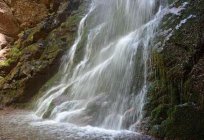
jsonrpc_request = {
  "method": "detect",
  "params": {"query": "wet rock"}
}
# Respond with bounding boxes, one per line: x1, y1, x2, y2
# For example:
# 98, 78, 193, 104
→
142, 0, 204, 139
190, 56, 204, 104
158, 104, 204, 139
122, 108, 137, 129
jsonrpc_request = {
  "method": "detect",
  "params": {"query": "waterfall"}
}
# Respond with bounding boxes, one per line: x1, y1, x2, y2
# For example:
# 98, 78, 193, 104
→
35, 0, 165, 130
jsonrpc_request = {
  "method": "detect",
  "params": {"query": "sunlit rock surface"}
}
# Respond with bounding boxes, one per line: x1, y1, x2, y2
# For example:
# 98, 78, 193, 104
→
0, 0, 83, 105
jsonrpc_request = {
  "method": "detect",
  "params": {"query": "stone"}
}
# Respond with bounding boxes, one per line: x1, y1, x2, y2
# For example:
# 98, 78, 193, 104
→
142, 0, 204, 139
0, 33, 7, 49
0, 0, 84, 106
11, 0, 48, 28
0, 0, 19, 36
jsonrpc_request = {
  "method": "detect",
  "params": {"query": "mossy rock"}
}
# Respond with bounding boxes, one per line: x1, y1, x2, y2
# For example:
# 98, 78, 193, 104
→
151, 104, 170, 124
161, 104, 204, 140
143, 0, 204, 139
0, 0, 86, 106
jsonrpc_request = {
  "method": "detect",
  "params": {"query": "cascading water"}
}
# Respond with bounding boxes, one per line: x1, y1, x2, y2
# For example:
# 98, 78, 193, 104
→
35, 0, 165, 131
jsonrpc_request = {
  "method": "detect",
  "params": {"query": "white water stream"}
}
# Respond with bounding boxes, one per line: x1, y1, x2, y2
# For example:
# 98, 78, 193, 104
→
35, 0, 165, 131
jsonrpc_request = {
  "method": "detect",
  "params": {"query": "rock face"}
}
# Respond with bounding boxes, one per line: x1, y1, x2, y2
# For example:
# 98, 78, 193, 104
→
10, 0, 49, 28
0, 0, 84, 106
0, 0, 19, 36
141, 0, 204, 139
0, 0, 18, 70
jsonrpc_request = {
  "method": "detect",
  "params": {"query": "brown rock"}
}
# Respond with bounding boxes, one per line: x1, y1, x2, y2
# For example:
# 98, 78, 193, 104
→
0, 0, 19, 36
11, 0, 49, 28
39, 0, 52, 8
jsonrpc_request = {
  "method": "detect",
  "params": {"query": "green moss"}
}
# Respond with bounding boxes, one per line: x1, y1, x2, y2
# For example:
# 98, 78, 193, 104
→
0, 47, 22, 67
160, 104, 204, 140
147, 50, 196, 138
27, 44, 39, 52
151, 104, 170, 124
0, 0, 86, 108
0, 61, 10, 67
